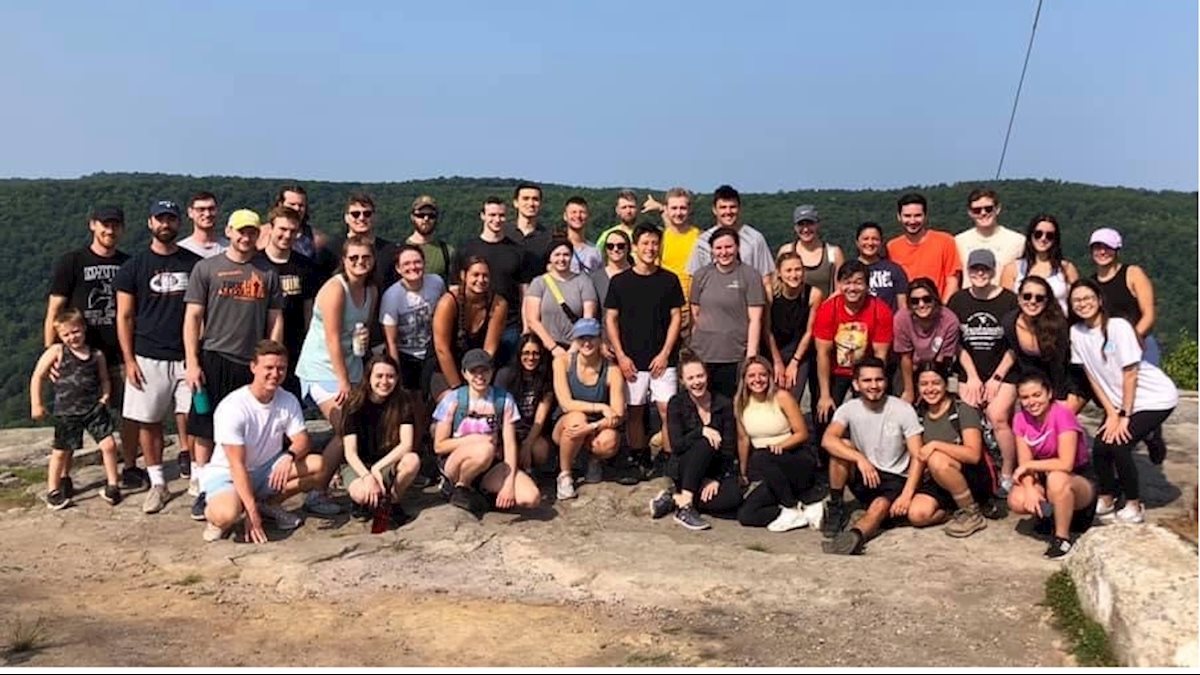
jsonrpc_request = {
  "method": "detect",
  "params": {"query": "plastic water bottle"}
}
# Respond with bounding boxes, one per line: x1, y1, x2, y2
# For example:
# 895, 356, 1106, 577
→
352, 322, 368, 357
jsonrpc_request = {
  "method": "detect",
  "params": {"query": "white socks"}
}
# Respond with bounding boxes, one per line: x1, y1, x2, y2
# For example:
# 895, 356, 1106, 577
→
148, 465, 165, 487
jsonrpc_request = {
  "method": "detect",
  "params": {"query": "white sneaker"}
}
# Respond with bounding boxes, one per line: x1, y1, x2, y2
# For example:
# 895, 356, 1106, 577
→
801, 499, 825, 531
584, 458, 603, 484
557, 473, 577, 500
1114, 503, 1145, 524
767, 505, 808, 532
1095, 498, 1117, 522
188, 475, 200, 497
258, 502, 303, 530
202, 522, 228, 542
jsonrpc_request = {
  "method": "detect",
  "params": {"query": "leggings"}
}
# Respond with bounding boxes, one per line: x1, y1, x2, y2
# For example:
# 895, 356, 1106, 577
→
1092, 407, 1173, 501
737, 448, 818, 526
705, 361, 741, 402
669, 437, 743, 513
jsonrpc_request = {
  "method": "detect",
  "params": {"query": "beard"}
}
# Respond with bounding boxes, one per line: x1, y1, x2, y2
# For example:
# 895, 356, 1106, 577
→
153, 228, 178, 244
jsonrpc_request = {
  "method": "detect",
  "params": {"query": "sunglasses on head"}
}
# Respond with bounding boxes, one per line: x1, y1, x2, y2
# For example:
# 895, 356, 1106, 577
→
349, 210, 374, 219
969, 204, 996, 216
1031, 229, 1056, 241
606, 242, 628, 251
1021, 292, 1047, 303
908, 295, 935, 307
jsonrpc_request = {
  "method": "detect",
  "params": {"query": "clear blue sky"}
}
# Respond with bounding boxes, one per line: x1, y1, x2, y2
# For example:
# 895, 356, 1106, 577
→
0, 1, 1194, 192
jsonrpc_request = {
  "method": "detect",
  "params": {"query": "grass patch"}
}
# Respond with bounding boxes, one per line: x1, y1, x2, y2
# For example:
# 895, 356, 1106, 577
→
0, 466, 46, 510
5, 617, 48, 655
1043, 570, 1117, 666
744, 543, 770, 553
176, 573, 203, 586
625, 651, 674, 666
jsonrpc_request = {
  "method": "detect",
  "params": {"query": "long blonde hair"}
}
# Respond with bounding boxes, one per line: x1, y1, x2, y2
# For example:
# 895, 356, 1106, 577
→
734, 355, 778, 418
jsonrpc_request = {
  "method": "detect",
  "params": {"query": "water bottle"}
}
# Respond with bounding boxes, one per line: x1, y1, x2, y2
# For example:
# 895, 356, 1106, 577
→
1039, 499, 1054, 520
371, 501, 390, 534
192, 386, 212, 415
352, 322, 368, 357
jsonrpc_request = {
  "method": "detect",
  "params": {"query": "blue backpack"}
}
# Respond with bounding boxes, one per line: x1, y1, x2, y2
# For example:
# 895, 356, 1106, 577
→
449, 385, 508, 437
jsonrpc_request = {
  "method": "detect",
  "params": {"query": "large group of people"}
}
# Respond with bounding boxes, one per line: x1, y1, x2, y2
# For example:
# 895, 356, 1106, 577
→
31, 183, 1179, 559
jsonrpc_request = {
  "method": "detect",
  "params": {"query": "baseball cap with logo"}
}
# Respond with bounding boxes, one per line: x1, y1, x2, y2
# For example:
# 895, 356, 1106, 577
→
411, 195, 438, 213
1088, 227, 1123, 250
91, 205, 125, 223
227, 209, 262, 231
792, 205, 820, 223
150, 200, 181, 218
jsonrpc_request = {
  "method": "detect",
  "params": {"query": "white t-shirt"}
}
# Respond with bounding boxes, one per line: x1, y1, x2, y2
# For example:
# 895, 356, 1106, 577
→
831, 396, 924, 475
178, 234, 230, 259
379, 274, 446, 358
955, 226, 1025, 284
210, 386, 307, 472
1070, 318, 1178, 413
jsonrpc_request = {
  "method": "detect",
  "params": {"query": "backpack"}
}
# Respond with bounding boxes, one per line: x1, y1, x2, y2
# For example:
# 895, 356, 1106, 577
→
450, 385, 508, 438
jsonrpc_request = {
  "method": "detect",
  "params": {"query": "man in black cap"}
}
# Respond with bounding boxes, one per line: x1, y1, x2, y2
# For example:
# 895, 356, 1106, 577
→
45, 205, 143, 491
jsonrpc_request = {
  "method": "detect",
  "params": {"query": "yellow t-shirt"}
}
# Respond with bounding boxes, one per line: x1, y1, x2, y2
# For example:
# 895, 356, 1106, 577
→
662, 225, 702, 326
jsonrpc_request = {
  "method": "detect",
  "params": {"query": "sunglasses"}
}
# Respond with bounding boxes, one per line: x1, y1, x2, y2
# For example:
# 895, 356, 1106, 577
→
606, 243, 628, 251
347, 254, 374, 263
349, 210, 374, 219
969, 205, 996, 216
520, 350, 542, 358
1031, 229, 1056, 241
413, 212, 438, 220
1021, 292, 1047, 303
908, 295, 935, 307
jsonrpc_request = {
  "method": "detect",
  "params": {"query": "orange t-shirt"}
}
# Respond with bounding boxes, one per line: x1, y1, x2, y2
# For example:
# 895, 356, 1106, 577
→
886, 229, 962, 298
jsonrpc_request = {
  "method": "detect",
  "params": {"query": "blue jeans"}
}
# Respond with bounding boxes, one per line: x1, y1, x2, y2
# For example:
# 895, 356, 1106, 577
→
495, 324, 521, 369
1143, 334, 1161, 366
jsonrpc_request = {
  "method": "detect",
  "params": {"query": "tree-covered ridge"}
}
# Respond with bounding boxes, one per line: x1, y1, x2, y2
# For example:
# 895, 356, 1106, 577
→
3, 173, 1195, 426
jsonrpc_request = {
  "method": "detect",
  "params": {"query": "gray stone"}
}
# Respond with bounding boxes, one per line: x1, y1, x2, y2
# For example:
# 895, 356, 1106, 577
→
1067, 524, 1198, 667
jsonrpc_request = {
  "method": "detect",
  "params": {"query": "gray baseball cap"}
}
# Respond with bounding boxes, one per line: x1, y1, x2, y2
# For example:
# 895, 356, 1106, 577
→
967, 249, 996, 270
792, 205, 820, 223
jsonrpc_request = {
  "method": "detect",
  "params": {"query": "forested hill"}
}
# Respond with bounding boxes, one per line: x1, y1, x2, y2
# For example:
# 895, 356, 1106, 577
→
2, 173, 1195, 426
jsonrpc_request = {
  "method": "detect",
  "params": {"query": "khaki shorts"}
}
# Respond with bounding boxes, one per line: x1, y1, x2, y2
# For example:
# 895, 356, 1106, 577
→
339, 463, 396, 491
122, 356, 190, 424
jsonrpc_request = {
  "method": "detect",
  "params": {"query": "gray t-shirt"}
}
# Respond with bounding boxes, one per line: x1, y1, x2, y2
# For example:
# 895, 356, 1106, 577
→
686, 224, 775, 278
526, 272, 598, 346
831, 397, 924, 475
178, 234, 229, 259
920, 400, 981, 445
184, 254, 283, 364
688, 262, 767, 363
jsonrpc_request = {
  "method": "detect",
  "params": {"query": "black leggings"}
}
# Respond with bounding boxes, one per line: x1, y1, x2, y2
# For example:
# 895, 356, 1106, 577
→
669, 438, 743, 513
1092, 407, 1173, 501
737, 448, 819, 526
706, 361, 741, 402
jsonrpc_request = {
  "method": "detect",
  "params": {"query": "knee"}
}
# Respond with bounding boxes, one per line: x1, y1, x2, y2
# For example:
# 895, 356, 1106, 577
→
590, 431, 619, 458
908, 501, 939, 527
205, 495, 242, 528
987, 407, 1010, 430
397, 453, 420, 476
1046, 472, 1071, 499
561, 411, 588, 427
517, 485, 541, 509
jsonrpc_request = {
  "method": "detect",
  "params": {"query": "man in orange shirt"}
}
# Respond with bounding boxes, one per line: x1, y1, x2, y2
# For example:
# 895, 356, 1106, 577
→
886, 193, 961, 302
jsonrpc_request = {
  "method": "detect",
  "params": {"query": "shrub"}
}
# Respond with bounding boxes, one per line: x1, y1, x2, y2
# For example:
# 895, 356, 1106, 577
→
1161, 331, 1198, 391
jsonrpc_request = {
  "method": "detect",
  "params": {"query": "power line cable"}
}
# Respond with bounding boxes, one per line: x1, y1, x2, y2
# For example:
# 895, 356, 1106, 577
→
996, 0, 1045, 179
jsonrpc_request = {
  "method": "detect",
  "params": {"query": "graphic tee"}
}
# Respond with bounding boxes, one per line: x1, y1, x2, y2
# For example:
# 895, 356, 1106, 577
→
812, 295, 894, 377
114, 247, 201, 360
49, 247, 130, 364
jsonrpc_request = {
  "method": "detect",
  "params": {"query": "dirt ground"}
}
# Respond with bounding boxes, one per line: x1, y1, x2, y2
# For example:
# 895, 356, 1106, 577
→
0, 406, 1194, 667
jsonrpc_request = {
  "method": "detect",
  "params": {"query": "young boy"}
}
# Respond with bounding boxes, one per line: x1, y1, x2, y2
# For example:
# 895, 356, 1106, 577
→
30, 308, 122, 509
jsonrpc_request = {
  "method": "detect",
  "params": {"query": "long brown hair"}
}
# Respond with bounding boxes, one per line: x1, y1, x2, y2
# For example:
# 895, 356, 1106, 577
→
1019, 275, 1067, 358
339, 355, 412, 450
734, 355, 777, 418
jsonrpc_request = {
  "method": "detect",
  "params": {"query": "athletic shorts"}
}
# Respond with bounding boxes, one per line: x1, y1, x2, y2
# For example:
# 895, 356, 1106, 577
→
188, 351, 253, 441
122, 356, 190, 424
300, 379, 340, 407
201, 452, 287, 499
849, 469, 908, 507
917, 474, 957, 511
339, 463, 397, 492
626, 368, 678, 406
53, 404, 115, 451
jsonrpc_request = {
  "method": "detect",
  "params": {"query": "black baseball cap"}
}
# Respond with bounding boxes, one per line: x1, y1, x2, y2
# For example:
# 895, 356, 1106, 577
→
91, 205, 125, 223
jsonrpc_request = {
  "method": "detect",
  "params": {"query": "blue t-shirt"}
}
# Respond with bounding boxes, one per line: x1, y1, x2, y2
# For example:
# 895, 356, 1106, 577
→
866, 259, 909, 312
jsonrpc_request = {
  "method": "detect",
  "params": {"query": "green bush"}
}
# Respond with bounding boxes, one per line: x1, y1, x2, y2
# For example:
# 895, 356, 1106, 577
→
1162, 332, 1198, 391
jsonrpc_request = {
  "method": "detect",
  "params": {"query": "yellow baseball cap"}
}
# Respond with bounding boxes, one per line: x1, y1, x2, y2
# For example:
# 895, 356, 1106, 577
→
227, 209, 262, 231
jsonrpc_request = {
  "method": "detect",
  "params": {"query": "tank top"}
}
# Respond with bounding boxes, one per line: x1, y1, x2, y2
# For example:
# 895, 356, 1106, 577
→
295, 276, 376, 385
798, 243, 837, 296
1093, 265, 1142, 325
741, 396, 791, 448
451, 291, 493, 361
54, 346, 100, 416
768, 285, 812, 358
1012, 259, 1069, 313
568, 352, 609, 403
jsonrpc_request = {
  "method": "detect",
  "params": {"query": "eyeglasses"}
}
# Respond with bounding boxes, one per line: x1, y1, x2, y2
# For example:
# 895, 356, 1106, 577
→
606, 243, 628, 251
349, 210, 374, 219
520, 350, 542, 358
969, 205, 996, 216
1032, 229, 1056, 241
347, 254, 374, 263
1021, 292, 1047, 303
908, 295, 935, 307
1070, 295, 1098, 306
413, 212, 438, 220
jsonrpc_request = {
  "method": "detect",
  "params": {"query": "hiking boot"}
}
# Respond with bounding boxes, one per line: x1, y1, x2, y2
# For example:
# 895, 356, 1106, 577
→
304, 492, 342, 517
45, 489, 71, 511
649, 489, 676, 520
1145, 431, 1167, 465
821, 499, 848, 538
673, 506, 711, 531
1114, 503, 1145, 524
944, 503, 987, 538
99, 484, 122, 506
202, 522, 228, 543
121, 466, 149, 491
584, 458, 603, 484
60, 476, 74, 499
767, 505, 809, 532
449, 485, 478, 514
142, 485, 169, 514
190, 493, 208, 521
556, 473, 577, 500
258, 502, 302, 530
822, 529, 865, 555
1044, 536, 1073, 559
178, 450, 192, 478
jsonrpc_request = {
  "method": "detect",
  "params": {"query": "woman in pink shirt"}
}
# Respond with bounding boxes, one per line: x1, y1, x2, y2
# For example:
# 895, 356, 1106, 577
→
892, 277, 960, 404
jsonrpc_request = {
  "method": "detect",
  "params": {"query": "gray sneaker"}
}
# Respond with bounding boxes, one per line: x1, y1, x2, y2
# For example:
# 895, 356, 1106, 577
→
258, 502, 302, 530
649, 489, 676, 519
303, 491, 342, 517
944, 503, 987, 538
142, 485, 169, 514
673, 506, 711, 531
556, 473, 577, 500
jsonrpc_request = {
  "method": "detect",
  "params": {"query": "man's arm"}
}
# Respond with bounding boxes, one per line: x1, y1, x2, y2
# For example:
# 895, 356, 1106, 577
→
267, 308, 284, 344
43, 295, 68, 348
184, 303, 206, 390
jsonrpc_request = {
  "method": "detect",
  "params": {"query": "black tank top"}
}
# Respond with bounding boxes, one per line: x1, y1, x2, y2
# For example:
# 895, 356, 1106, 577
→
55, 346, 100, 416
767, 285, 812, 359
452, 291, 492, 360
1093, 265, 1141, 325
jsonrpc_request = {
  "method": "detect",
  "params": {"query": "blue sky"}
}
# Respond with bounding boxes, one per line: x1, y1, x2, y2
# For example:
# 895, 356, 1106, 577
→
0, 1, 1194, 192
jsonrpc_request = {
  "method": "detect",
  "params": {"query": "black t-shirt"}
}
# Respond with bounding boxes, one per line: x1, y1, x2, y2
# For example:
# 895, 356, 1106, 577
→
49, 247, 131, 364
766, 286, 812, 359
505, 222, 554, 271
948, 288, 1019, 380
456, 237, 534, 328
604, 267, 686, 370
114, 247, 202, 361
1001, 308, 1071, 398
255, 251, 317, 363
342, 397, 414, 466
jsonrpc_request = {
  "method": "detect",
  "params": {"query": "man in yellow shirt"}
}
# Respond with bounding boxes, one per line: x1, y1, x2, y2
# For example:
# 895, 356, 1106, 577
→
649, 188, 701, 334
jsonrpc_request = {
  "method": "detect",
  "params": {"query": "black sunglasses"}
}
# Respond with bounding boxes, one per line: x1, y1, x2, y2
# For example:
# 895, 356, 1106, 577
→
413, 211, 438, 219
1021, 292, 1047, 303
605, 243, 628, 251
349, 209, 374, 219
1031, 229, 1056, 241
969, 205, 996, 216
908, 295, 935, 307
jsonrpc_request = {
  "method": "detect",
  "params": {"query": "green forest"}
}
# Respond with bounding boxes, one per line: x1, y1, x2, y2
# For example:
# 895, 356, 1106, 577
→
2, 173, 1195, 427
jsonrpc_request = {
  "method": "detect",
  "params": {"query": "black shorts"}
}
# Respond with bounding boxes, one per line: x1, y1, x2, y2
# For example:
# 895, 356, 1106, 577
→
849, 469, 907, 507
187, 350, 253, 441
53, 404, 115, 451
917, 474, 956, 510
1035, 463, 1099, 532
398, 353, 437, 396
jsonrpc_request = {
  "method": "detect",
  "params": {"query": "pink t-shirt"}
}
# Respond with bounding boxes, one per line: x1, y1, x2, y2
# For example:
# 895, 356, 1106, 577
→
1013, 402, 1089, 469
893, 306, 960, 362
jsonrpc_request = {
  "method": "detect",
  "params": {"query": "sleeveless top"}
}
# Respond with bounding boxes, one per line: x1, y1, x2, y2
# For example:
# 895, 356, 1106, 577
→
450, 291, 493, 362
1093, 265, 1142, 325
741, 396, 791, 448
1012, 259, 1069, 313
55, 346, 100, 416
295, 276, 376, 385
568, 352, 609, 403
768, 285, 812, 359
798, 242, 837, 296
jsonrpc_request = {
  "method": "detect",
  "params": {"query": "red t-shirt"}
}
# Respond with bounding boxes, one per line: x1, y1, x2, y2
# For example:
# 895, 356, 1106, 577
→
812, 295, 894, 377
886, 229, 962, 298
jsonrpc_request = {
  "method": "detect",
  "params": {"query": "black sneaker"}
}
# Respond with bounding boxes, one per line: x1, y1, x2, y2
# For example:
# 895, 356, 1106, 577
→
121, 466, 149, 491
1145, 431, 1167, 465
45, 489, 71, 510
190, 493, 207, 522
1034, 516, 1053, 536
673, 506, 711, 531
821, 499, 848, 538
411, 474, 433, 490
60, 476, 74, 499
389, 504, 414, 527
438, 477, 454, 501
178, 450, 192, 478
822, 529, 865, 555
351, 502, 372, 521
649, 489, 676, 519
980, 499, 1007, 520
449, 485, 477, 514
99, 484, 122, 506
1044, 536, 1073, 559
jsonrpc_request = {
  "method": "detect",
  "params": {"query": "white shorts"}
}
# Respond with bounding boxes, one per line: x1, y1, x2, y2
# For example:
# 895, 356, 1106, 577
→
122, 356, 190, 424
300, 379, 339, 406
626, 368, 677, 406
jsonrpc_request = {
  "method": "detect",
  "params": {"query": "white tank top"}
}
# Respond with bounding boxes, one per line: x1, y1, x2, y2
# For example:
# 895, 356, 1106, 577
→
1013, 259, 1069, 313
